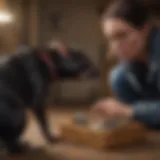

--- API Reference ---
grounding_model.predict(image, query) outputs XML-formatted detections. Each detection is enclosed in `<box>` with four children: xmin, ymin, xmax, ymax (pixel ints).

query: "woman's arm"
<box><xmin>132</xmin><ymin>28</ymin><xmax>160</xmax><ymax>129</ymax></box>
<box><xmin>132</xmin><ymin>101</ymin><xmax>160</xmax><ymax>129</ymax></box>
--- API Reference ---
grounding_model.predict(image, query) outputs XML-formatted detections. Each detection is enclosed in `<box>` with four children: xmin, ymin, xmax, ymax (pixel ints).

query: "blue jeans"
<box><xmin>110</xmin><ymin>62</ymin><xmax>160</xmax><ymax>129</ymax></box>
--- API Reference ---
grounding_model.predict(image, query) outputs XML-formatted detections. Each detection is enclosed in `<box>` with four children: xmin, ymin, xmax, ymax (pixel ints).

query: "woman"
<box><xmin>92</xmin><ymin>0</ymin><xmax>160</xmax><ymax>129</ymax></box>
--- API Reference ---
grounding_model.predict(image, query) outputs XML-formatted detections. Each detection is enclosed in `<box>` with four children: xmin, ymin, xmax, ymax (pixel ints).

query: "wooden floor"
<box><xmin>3</xmin><ymin>106</ymin><xmax>160</xmax><ymax>160</ymax></box>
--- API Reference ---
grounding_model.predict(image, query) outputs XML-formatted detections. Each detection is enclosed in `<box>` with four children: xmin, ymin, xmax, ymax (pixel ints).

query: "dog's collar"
<box><xmin>39</xmin><ymin>52</ymin><xmax>58</xmax><ymax>79</ymax></box>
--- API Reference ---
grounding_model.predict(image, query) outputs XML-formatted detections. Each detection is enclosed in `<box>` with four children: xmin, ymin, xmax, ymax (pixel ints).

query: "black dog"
<box><xmin>0</xmin><ymin>47</ymin><xmax>98</xmax><ymax>154</ymax></box>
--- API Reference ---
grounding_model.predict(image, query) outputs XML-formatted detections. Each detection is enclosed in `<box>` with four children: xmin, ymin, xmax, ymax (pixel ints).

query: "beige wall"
<box><xmin>39</xmin><ymin>0</ymin><xmax>104</xmax><ymax>102</ymax></box>
<box><xmin>0</xmin><ymin>0</ymin><xmax>23</xmax><ymax>53</ymax></box>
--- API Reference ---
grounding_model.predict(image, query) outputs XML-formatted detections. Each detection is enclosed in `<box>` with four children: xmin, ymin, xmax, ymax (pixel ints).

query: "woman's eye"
<box><xmin>108</xmin><ymin>32</ymin><xmax>127</xmax><ymax>42</ymax></box>
<box><xmin>106</xmin><ymin>31</ymin><xmax>129</xmax><ymax>44</ymax></box>
<box><xmin>117</xmin><ymin>32</ymin><xmax>128</xmax><ymax>39</ymax></box>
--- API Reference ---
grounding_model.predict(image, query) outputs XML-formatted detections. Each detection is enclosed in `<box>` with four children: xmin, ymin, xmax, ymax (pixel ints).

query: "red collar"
<box><xmin>39</xmin><ymin>52</ymin><xmax>58</xmax><ymax>79</ymax></box>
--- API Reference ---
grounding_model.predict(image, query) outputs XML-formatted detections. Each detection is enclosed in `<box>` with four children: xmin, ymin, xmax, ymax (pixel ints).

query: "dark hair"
<box><xmin>102</xmin><ymin>0</ymin><xmax>151</xmax><ymax>29</ymax></box>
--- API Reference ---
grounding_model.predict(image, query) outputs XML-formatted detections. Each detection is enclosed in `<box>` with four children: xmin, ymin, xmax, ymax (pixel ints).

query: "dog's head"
<box><xmin>41</xmin><ymin>48</ymin><xmax>99</xmax><ymax>80</ymax></box>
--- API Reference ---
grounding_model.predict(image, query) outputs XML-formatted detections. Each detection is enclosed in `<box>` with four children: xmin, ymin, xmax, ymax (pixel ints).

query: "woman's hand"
<box><xmin>90</xmin><ymin>98</ymin><xmax>133</xmax><ymax>119</ymax></box>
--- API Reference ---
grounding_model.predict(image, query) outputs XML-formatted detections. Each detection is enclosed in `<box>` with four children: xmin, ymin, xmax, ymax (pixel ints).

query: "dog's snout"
<box><xmin>84</xmin><ymin>68</ymin><xmax>100</xmax><ymax>78</ymax></box>
<box><xmin>89</xmin><ymin>69</ymin><xmax>100</xmax><ymax>78</ymax></box>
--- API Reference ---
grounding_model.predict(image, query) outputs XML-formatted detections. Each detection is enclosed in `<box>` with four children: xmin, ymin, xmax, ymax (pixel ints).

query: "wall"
<box><xmin>39</xmin><ymin>0</ymin><xmax>104</xmax><ymax>102</ymax></box>
<box><xmin>0</xmin><ymin>0</ymin><xmax>23</xmax><ymax>53</ymax></box>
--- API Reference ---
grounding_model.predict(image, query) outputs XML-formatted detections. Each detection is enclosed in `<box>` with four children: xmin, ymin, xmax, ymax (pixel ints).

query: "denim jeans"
<box><xmin>110</xmin><ymin>62</ymin><xmax>160</xmax><ymax>129</ymax></box>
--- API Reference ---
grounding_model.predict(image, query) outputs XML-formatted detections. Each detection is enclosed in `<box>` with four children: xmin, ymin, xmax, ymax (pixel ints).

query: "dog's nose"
<box><xmin>81</xmin><ymin>68</ymin><xmax>99</xmax><ymax>78</ymax></box>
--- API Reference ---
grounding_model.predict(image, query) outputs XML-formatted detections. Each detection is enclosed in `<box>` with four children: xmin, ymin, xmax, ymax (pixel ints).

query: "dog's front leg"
<box><xmin>33</xmin><ymin>103</ymin><xmax>59</xmax><ymax>144</ymax></box>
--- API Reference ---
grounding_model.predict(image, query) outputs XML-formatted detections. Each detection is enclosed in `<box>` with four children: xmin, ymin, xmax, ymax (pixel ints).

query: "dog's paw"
<box><xmin>47</xmin><ymin>135</ymin><xmax>61</xmax><ymax>144</ymax></box>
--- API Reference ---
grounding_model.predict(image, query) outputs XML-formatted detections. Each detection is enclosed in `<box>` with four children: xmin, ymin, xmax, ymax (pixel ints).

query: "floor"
<box><xmin>3</xmin><ymin>106</ymin><xmax>160</xmax><ymax>160</ymax></box>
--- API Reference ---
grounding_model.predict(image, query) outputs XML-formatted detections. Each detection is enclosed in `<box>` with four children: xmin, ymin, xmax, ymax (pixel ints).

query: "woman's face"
<box><xmin>102</xmin><ymin>18</ymin><xmax>149</xmax><ymax>60</ymax></box>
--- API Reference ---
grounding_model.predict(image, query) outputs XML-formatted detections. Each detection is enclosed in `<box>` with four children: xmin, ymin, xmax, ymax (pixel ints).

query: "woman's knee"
<box><xmin>110</xmin><ymin>65</ymin><xmax>128</xmax><ymax>92</ymax></box>
<box><xmin>109</xmin><ymin>65</ymin><xmax>140</xmax><ymax>103</ymax></box>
